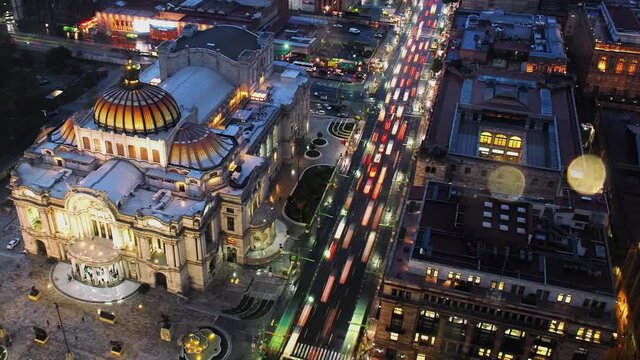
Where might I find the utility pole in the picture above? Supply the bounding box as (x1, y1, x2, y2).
(53, 302, 74, 360)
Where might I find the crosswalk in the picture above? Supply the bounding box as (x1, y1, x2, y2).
(290, 343, 350, 360)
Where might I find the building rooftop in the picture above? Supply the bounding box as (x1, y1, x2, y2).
(455, 9, 566, 63)
(588, 2, 640, 46)
(388, 182, 614, 296)
(174, 25, 261, 60)
(427, 70, 581, 170)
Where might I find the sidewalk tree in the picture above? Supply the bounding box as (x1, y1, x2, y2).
(46, 46, 72, 70)
(431, 58, 443, 74)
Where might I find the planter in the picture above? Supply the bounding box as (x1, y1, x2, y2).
(312, 138, 328, 147)
(304, 149, 321, 159)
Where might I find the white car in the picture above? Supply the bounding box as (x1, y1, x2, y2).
(349, 28, 361, 34)
(317, 110, 326, 115)
(333, 23, 343, 28)
(323, 104, 332, 110)
(6, 238, 20, 250)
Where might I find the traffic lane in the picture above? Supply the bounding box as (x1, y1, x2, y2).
(298, 189, 377, 343)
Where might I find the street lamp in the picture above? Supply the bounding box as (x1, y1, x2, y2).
(53, 302, 75, 360)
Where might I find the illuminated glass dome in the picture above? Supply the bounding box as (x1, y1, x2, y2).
(94, 60, 181, 135)
(169, 123, 235, 170)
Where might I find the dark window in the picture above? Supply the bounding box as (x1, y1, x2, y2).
(226, 217, 235, 232)
(464, 167, 471, 174)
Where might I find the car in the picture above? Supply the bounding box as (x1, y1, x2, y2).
(337, 112, 348, 118)
(363, 178, 374, 194)
(372, 131, 379, 142)
(313, 92, 321, 97)
(348, 28, 361, 34)
(323, 104, 332, 110)
(378, 143, 385, 153)
(317, 110, 326, 115)
(333, 23, 343, 28)
(373, 153, 382, 164)
(316, 103, 323, 109)
(375, 33, 384, 38)
(6, 238, 20, 250)
(369, 165, 379, 178)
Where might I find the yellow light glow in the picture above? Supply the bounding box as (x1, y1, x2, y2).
(487, 166, 525, 201)
(566, 155, 606, 195)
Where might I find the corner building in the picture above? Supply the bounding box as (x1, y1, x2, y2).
(9, 24, 309, 294)
(372, 182, 617, 360)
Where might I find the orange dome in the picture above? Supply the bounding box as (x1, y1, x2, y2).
(94, 61, 181, 135)
(169, 123, 235, 170)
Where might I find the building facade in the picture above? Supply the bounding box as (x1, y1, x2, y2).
(458, 0, 540, 14)
(10, 25, 309, 294)
(371, 182, 616, 360)
(567, 2, 640, 100)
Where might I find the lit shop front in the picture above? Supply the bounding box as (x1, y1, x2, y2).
(96, 10, 211, 41)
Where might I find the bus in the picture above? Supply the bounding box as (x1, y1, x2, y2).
(292, 61, 316, 72)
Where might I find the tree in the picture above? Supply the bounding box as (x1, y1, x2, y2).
(46, 46, 72, 70)
(431, 58, 443, 74)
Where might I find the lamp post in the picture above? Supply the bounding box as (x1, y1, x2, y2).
(53, 302, 74, 360)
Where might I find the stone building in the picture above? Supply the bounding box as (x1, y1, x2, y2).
(566, 2, 640, 100)
(422, 70, 582, 199)
(372, 182, 616, 360)
(9, 25, 309, 294)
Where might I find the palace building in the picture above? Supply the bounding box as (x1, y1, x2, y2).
(9, 24, 309, 294)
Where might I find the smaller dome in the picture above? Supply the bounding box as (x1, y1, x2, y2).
(50, 115, 79, 145)
(169, 123, 235, 170)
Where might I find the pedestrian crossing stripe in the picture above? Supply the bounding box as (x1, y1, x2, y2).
(292, 342, 349, 360)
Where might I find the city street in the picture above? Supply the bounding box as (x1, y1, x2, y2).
(266, 0, 449, 358)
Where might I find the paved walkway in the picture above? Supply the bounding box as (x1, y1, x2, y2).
(51, 263, 140, 303)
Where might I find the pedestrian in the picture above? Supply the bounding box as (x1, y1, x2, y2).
(81, 316, 85, 323)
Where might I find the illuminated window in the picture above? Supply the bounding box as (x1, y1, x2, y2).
(548, 320, 565, 334)
(480, 131, 493, 144)
(533, 345, 552, 356)
(393, 307, 404, 316)
(426, 267, 439, 278)
(390, 332, 399, 341)
(413, 333, 436, 346)
(420, 310, 438, 318)
(93, 138, 102, 152)
(504, 329, 525, 338)
(598, 56, 608, 72)
(417, 354, 427, 360)
(508, 136, 522, 149)
(477, 348, 491, 357)
(152, 149, 160, 163)
(629, 60, 638, 75)
(615, 58, 626, 74)
(140, 147, 149, 161)
(449, 316, 467, 324)
(557, 293, 572, 303)
(594, 330, 601, 343)
(128, 145, 137, 158)
(497, 352, 514, 360)
(468, 275, 481, 285)
(117, 143, 125, 156)
(491, 281, 505, 291)
(576, 327, 600, 343)
(526, 63, 536, 73)
(105, 141, 113, 154)
(494, 134, 507, 146)
(477, 322, 497, 332)
(82, 136, 90, 150)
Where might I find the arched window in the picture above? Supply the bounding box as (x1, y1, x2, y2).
(615, 58, 626, 74)
(93, 138, 102, 152)
(82, 136, 91, 150)
(140, 147, 149, 161)
(128, 145, 136, 158)
(629, 60, 638, 75)
(598, 56, 608, 72)
(116, 143, 125, 156)
(494, 134, 507, 147)
(152, 149, 160, 163)
(508, 136, 522, 149)
(105, 141, 113, 154)
(480, 131, 493, 144)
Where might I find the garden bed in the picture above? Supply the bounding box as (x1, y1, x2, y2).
(284, 165, 334, 224)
